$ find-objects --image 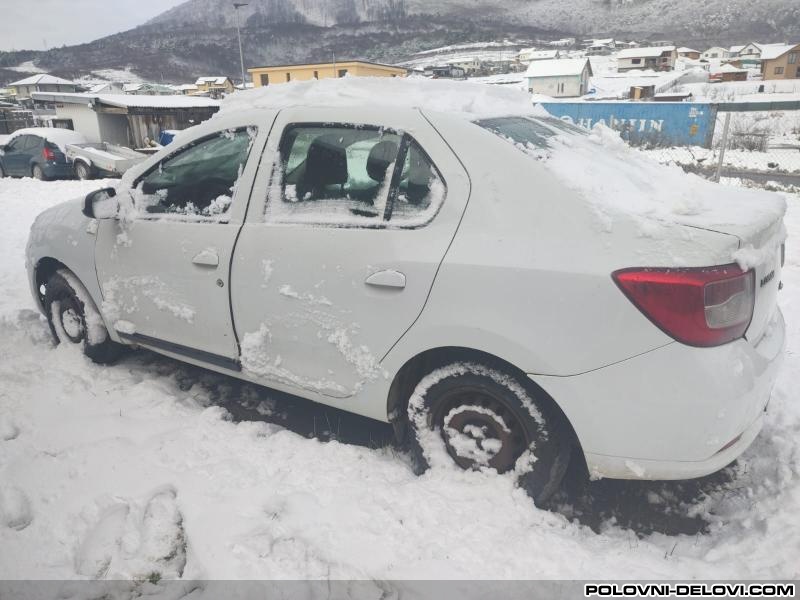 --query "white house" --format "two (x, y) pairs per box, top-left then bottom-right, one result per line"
(617, 46), (678, 72)
(702, 46), (731, 61)
(526, 58), (593, 98)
